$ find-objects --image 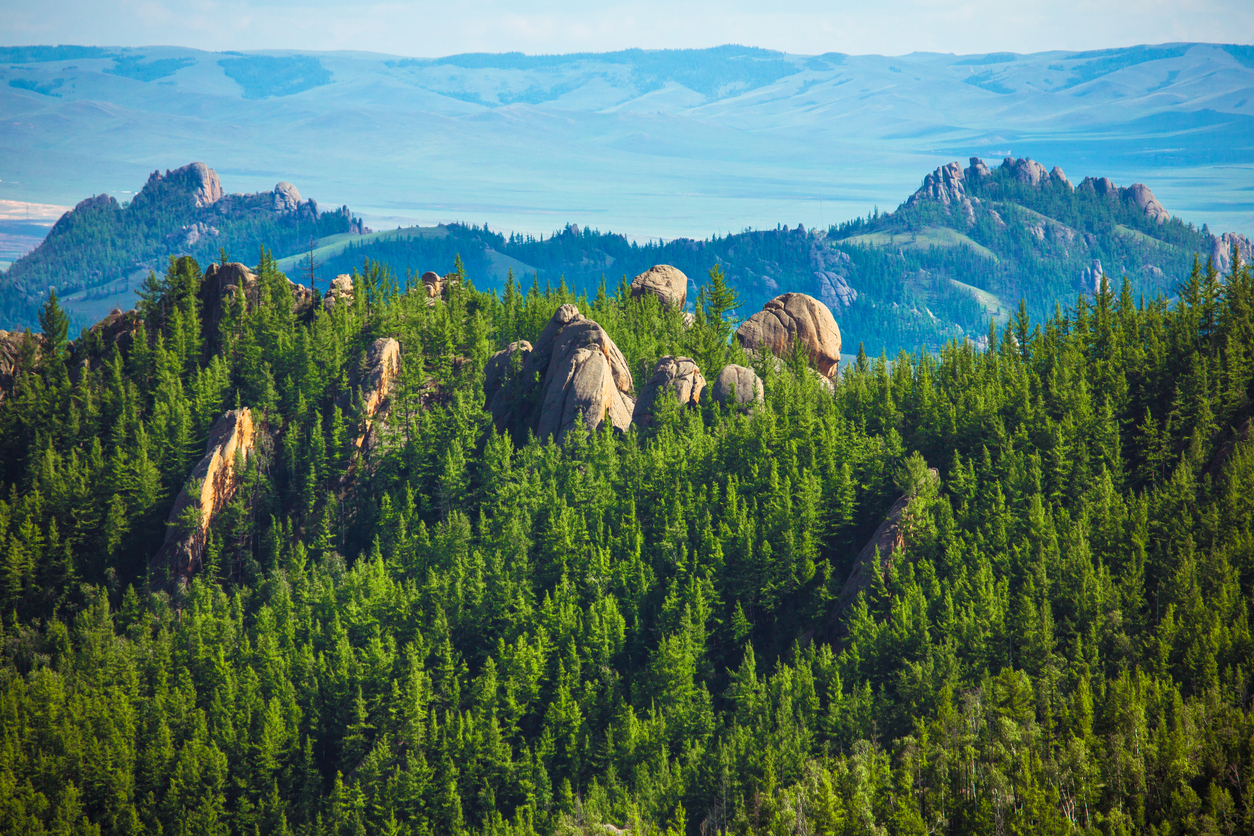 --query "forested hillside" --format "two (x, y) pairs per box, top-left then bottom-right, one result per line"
(0, 243), (1253, 835)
